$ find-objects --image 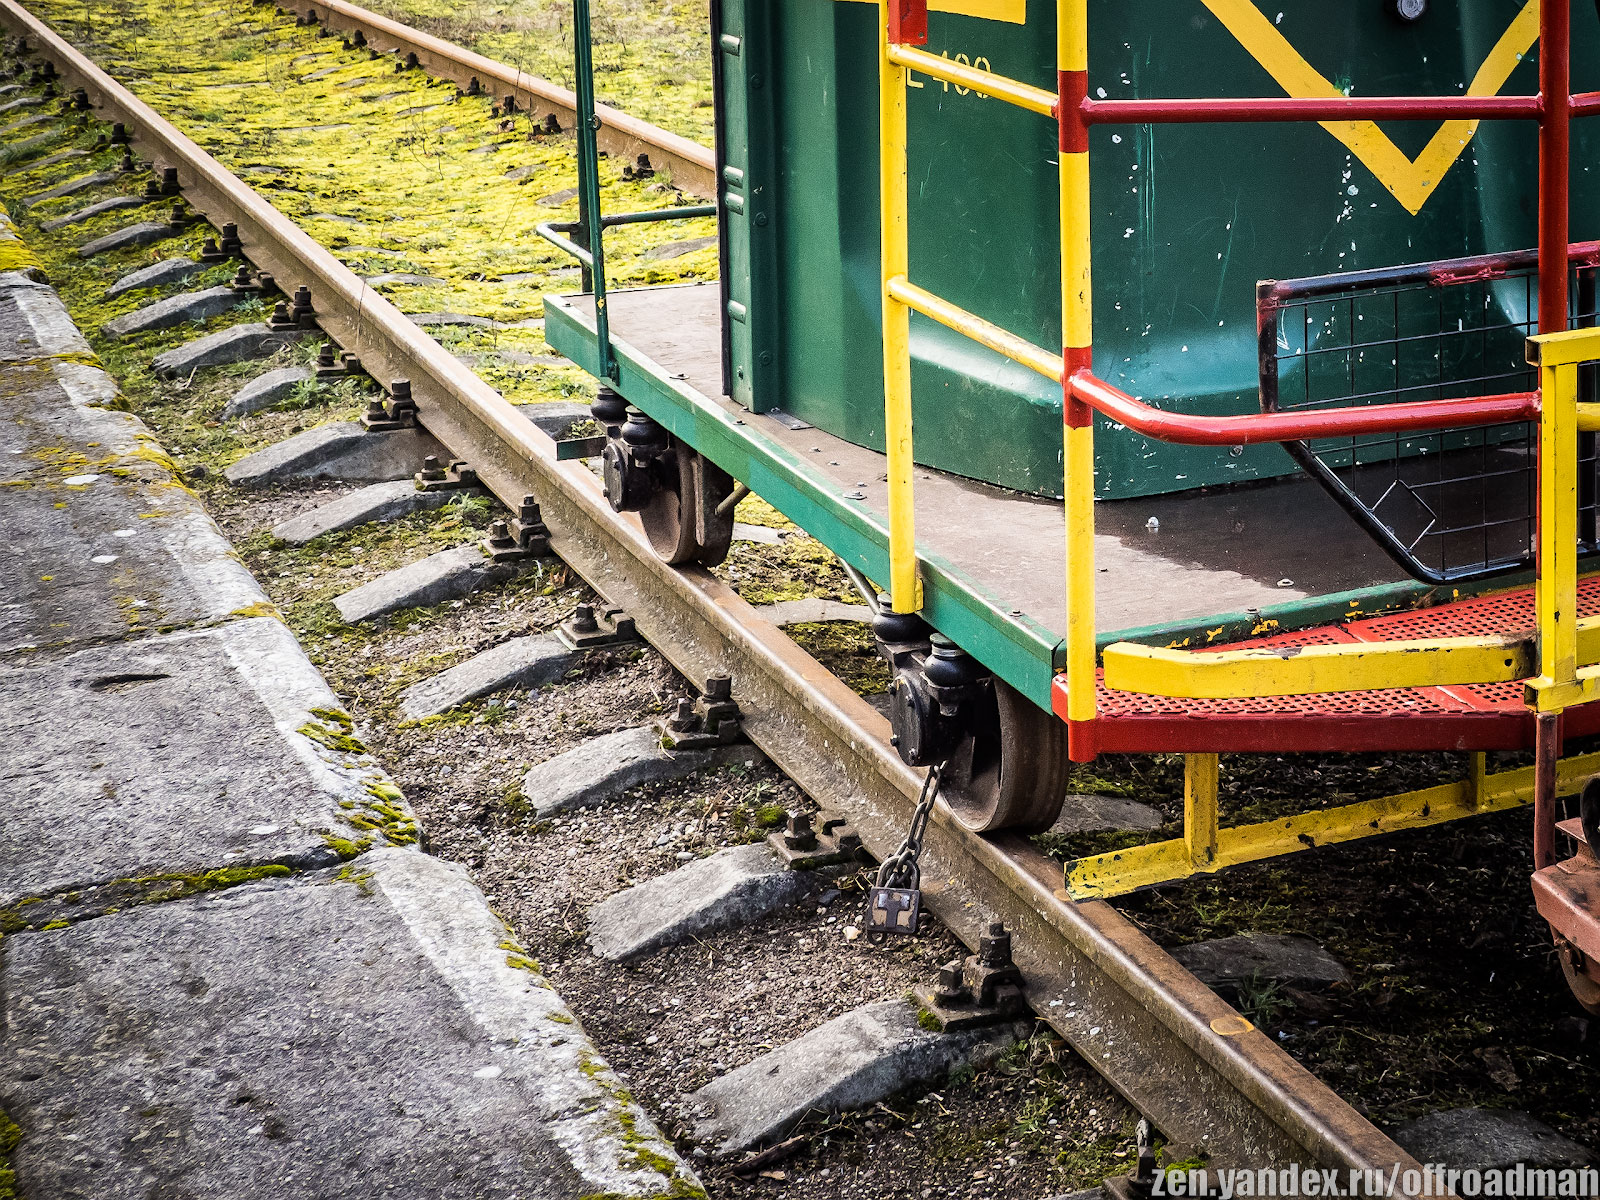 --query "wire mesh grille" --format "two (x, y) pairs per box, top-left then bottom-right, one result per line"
(1258, 248), (1600, 583)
